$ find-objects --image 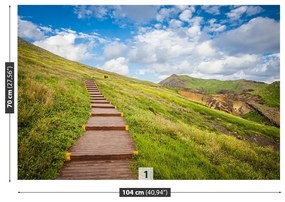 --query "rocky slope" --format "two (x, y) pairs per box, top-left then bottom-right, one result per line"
(161, 74), (280, 127)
